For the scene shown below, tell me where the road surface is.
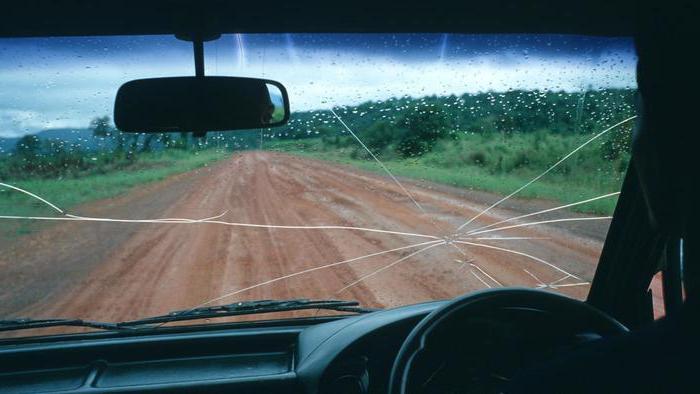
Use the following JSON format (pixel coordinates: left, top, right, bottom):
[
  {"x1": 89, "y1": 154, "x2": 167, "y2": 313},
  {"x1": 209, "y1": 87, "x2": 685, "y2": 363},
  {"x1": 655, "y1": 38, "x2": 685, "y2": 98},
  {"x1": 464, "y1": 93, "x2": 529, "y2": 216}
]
[{"x1": 0, "y1": 151, "x2": 662, "y2": 333}]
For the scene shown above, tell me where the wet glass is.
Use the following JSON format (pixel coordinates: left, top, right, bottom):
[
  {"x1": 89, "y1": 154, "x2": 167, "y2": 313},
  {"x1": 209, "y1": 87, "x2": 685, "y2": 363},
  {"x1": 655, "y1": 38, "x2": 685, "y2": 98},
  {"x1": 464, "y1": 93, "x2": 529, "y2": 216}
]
[{"x1": 0, "y1": 33, "x2": 646, "y2": 338}]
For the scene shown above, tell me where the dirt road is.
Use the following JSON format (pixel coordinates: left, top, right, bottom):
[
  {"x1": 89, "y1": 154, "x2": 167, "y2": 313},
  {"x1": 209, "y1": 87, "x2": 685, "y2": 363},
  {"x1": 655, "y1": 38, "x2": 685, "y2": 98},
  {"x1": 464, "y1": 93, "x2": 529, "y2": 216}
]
[{"x1": 0, "y1": 151, "x2": 661, "y2": 328}]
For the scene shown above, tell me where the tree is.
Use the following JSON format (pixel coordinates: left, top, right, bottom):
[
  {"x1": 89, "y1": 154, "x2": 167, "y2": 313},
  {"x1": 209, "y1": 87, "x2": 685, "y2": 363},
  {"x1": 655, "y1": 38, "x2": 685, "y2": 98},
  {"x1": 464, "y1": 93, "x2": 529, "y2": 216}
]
[
  {"x1": 141, "y1": 134, "x2": 155, "y2": 152},
  {"x1": 15, "y1": 134, "x2": 41, "y2": 157},
  {"x1": 176, "y1": 132, "x2": 190, "y2": 150},
  {"x1": 395, "y1": 110, "x2": 450, "y2": 158},
  {"x1": 90, "y1": 116, "x2": 113, "y2": 137},
  {"x1": 90, "y1": 116, "x2": 125, "y2": 152},
  {"x1": 364, "y1": 121, "x2": 400, "y2": 151}
]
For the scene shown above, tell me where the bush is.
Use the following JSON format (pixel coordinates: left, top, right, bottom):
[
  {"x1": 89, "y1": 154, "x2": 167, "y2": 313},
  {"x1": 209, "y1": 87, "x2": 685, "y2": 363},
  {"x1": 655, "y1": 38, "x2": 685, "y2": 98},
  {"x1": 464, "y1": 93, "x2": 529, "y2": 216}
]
[
  {"x1": 467, "y1": 151, "x2": 487, "y2": 166},
  {"x1": 395, "y1": 110, "x2": 451, "y2": 158},
  {"x1": 363, "y1": 121, "x2": 401, "y2": 151}
]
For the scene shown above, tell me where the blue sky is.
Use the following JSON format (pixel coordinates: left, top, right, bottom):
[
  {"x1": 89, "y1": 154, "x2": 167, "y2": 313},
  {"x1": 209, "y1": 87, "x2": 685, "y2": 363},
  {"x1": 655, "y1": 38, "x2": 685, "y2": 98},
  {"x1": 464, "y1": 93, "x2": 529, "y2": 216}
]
[{"x1": 0, "y1": 34, "x2": 637, "y2": 138}]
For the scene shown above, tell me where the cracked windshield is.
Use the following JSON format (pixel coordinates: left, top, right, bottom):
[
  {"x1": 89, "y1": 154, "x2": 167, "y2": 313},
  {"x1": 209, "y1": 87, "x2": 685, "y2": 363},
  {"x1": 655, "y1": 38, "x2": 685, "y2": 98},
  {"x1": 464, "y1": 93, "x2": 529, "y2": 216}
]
[{"x1": 0, "y1": 33, "x2": 640, "y2": 337}]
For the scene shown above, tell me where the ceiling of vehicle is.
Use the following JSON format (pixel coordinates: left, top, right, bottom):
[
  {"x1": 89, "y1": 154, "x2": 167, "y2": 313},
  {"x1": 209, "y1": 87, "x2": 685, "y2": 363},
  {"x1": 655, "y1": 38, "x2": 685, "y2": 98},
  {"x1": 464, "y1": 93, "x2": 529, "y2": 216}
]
[{"x1": 1, "y1": 0, "x2": 638, "y2": 38}]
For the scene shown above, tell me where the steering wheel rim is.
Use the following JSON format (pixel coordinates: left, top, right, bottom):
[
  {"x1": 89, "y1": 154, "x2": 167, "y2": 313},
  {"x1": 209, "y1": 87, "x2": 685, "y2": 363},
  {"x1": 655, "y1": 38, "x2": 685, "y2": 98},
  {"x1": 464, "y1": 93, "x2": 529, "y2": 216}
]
[{"x1": 388, "y1": 288, "x2": 627, "y2": 394}]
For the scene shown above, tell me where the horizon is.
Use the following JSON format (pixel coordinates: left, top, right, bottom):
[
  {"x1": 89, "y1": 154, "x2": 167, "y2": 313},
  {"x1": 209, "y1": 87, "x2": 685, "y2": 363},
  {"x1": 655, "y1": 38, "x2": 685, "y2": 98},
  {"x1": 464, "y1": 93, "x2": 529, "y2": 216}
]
[
  {"x1": 0, "y1": 33, "x2": 637, "y2": 138},
  {"x1": 0, "y1": 86, "x2": 638, "y2": 142}
]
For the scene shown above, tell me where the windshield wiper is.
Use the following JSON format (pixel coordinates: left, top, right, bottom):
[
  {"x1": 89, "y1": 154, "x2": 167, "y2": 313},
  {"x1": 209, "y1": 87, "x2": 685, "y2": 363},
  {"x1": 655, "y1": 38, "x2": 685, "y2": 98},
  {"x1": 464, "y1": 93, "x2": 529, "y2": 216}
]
[
  {"x1": 118, "y1": 298, "x2": 378, "y2": 327},
  {"x1": 0, "y1": 317, "x2": 134, "y2": 333},
  {"x1": 0, "y1": 299, "x2": 377, "y2": 333}
]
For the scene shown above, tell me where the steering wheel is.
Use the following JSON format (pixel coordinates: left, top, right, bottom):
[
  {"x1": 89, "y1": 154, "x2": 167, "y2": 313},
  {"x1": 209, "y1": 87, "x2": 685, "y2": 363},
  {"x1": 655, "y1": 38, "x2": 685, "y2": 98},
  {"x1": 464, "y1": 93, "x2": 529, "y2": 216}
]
[{"x1": 388, "y1": 288, "x2": 627, "y2": 394}]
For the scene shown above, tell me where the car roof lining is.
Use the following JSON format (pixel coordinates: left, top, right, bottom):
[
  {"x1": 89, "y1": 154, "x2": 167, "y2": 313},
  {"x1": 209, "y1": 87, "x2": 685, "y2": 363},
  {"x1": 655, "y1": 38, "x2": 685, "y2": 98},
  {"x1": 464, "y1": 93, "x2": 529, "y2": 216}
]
[{"x1": 0, "y1": 0, "x2": 637, "y2": 38}]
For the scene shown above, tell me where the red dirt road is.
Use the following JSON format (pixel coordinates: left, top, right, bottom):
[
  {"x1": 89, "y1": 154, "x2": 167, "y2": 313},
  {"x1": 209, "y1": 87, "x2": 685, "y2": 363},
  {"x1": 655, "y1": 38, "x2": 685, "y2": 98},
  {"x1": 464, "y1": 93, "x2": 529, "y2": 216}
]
[{"x1": 0, "y1": 151, "x2": 662, "y2": 329}]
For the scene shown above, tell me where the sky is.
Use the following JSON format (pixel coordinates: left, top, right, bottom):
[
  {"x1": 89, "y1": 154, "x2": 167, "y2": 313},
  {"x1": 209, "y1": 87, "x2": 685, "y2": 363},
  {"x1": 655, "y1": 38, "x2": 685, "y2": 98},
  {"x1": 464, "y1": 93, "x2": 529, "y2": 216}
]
[{"x1": 0, "y1": 33, "x2": 637, "y2": 138}]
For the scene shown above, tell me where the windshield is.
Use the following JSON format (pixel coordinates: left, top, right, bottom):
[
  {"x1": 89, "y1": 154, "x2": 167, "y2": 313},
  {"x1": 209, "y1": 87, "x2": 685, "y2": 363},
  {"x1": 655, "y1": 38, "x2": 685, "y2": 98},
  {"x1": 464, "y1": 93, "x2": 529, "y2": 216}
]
[{"x1": 0, "y1": 33, "x2": 642, "y2": 338}]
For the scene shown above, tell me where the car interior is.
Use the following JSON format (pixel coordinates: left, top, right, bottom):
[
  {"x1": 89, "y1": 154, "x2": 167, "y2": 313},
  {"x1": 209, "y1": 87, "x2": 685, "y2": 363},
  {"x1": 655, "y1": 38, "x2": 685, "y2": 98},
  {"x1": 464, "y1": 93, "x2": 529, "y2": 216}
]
[{"x1": 0, "y1": 1, "x2": 697, "y2": 393}]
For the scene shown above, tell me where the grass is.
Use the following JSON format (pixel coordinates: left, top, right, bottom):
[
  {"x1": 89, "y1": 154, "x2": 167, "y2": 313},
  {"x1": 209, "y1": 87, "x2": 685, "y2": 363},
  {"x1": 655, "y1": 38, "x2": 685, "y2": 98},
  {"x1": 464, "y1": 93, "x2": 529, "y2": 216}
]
[
  {"x1": 265, "y1": 136, "x2": 625, "y2": 215},
  {"x1": 0, "y1": 149, "x2": 229, "y2": 237}
]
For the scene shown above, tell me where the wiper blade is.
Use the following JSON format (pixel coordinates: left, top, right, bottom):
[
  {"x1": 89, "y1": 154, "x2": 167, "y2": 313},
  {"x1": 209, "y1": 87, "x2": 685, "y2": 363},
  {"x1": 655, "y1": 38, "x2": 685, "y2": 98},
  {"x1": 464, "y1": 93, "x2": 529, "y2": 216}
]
[
  {"x1": 0, "y1": 317, "x2": 134, "y2": 333},
  {"x1": 119, "y1": 298, "x2": 379, "y2": 327},
  {"x1": 0, "y1": 299, "x2": 377, "y2": 333}
]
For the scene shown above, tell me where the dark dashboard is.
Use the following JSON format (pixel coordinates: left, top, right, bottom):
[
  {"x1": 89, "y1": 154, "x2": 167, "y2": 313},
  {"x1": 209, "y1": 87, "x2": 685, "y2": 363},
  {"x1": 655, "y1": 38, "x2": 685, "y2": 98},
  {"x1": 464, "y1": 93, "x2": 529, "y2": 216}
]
[
  {"x1": 0, "y1": 291, "x2": 625, "y2": 394},
  {"x1": 0, "y1": 301, "x2": 441, "y2": 394}
]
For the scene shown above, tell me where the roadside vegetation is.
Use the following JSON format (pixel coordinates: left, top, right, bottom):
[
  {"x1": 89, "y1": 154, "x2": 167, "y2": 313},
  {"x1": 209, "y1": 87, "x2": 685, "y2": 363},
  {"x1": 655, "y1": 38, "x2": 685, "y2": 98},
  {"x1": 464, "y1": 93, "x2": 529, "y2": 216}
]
[
  {"x1": 0, "y1": 120, "x2": 229, "y2": 237},
  {"x1": 0, "y1": 88, "x2": 636, "y2": 235},
  {"x1": 1, "y1": 149, "x2": 226, "y2": 217},
  {"x1": 264, "y1": 88, "x2": 636, "y2": 215},
  {"x1": 1, "y1": 116, "x2": 231, "y2": 181}
]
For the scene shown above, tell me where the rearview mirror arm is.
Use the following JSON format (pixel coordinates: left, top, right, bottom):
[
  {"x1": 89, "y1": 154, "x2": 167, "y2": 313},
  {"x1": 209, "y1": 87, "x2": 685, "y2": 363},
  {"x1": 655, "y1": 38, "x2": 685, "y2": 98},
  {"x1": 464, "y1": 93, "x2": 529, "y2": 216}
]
[
  {"x1": 192, "y1": 37, "x2": 206, "y2": 138},
  {"x1": 193, "y1": 38, "x2": 204, "y2": 78}
]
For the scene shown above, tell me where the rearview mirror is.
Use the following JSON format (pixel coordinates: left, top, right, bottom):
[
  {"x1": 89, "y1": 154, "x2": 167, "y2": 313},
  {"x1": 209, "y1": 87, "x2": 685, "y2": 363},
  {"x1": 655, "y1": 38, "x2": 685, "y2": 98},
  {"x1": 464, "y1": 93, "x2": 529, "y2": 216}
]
[{"x1": 114, "y1": 76, "x2": 289, "y2": 133}]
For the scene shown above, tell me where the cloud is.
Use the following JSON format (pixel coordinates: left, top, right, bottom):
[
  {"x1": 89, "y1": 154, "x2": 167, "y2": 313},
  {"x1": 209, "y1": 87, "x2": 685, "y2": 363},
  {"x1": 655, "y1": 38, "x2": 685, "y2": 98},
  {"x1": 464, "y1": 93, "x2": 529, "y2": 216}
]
[
  {"x1": 221, "y1": 49, "x2": 637, "y2": 112},
  {"x1": 0, "y1": 36, "x2": 636, "y2": 138}
]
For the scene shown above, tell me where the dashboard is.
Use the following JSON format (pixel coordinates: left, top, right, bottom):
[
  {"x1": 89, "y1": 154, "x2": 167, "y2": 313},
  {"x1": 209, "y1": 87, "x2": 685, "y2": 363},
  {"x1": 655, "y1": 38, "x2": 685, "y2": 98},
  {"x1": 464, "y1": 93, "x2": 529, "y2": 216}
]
[
  {"x1": 0, "y1": 301, "x2": 441, "y2": 394},
  {"x1": 0, "y1": 291, "x2": 625, "y2": 394}
]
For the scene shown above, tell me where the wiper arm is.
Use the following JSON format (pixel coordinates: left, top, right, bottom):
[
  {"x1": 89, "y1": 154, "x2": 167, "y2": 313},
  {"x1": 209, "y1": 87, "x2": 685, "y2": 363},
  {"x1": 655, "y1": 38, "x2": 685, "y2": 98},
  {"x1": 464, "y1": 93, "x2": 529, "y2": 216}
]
[
  {"x1": 0, "y1": 317, "x2": 134, "y2": 333},
  {"x1": 0, "y1": 299, "x2": 377, "y2": 333},
  {"x1": 118, "y1": 298, "x2": 379, "y2": 327}
]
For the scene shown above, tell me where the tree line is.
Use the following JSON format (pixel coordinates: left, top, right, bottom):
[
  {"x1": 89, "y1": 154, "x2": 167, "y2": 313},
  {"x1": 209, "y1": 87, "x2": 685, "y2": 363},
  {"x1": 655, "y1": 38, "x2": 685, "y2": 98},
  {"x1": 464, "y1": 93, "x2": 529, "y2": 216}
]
[
  {"x1": 2, "y1": 88, "x2": 636, "y2": 180},
  {"x1": 267, "y1": 88, "x2": 636, "y2": 159}
]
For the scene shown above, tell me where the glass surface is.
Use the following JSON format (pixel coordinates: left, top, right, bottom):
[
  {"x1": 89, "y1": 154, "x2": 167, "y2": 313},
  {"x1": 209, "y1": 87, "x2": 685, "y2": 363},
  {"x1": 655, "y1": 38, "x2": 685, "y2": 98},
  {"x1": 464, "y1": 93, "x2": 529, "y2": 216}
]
[{"x1": 0, "y1": 33, "x2": 643, "y2": 337}]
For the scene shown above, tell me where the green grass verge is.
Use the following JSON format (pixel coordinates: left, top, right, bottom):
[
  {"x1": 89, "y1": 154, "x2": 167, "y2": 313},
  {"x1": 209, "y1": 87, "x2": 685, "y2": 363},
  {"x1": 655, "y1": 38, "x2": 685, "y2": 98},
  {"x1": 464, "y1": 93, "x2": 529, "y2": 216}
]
[
  {"x1": 265, "y1": 138, "x2": 621, "y2": 215},
  {"x1": 0, "y1": 149, "x2": 228, "y2": 237}
]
